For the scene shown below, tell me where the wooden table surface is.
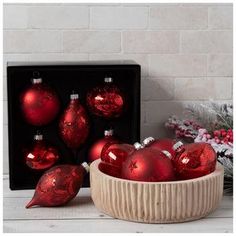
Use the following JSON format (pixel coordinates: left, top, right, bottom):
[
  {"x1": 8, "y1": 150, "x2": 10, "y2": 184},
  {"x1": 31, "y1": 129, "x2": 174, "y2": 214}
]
[{"x1": 3, "y1": 175, "x2": 233, "y2": 233}]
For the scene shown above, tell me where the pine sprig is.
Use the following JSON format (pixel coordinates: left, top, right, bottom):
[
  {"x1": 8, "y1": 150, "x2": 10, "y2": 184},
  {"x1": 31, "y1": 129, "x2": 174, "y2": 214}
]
[
  {"x1": 185, "y1": 102, "x2": 233, "y2": 132},
  {"x1": 165, "y1": 102, "x2": 233, "y2": 194}
]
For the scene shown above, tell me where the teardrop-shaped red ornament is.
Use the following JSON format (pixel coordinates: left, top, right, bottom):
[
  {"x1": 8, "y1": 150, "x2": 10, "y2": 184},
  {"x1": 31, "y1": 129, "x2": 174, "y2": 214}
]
[
  {"x1": 86, "y1": 77, "x2": 125, "y2": 119},
  {"x1": 26, "y1": 162, "x2": 89, "y2": 208},
  {"x1": 20, "y1": 73, "x2": 60, "y2": 126},
  {"x1": 25, "y1": 132, "x2": 59, "y2": 170},
  {"x1": 59, "y1": 93, "x2": 90, "y2": 149}
]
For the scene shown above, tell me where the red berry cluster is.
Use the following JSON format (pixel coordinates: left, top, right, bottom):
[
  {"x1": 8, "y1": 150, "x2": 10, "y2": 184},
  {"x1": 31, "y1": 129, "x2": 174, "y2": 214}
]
[
  {"x1": 174, "y1": 120, "x2": 201, "y2": 139},
  {"x1": 213, "y1": 129, "x2": 233, "y2": 144},
  {"x1": 165, "y1": 117, "x2": 201, "y2": 139}
]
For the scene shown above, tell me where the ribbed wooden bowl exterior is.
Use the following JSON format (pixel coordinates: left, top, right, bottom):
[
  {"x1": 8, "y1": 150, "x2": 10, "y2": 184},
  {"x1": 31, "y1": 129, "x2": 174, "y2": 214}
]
[{"x1": 90, "y1": 160, "x2": 224, "y2": 223}]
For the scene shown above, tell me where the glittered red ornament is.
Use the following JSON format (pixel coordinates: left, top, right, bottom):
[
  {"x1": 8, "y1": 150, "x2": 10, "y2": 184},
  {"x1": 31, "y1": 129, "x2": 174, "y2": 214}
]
[
  {"x1": 172, "y1": 142, "x2": 217, "y2": 180},
  {"x1": 142, "y1": 137, "x2": 176, "y2": 157},
  {"x1": 86, "y1": 77, "x2": 125, "y2": 119},
  {"x1": 26, "y1": 162, "x2": 89, "y2": 208},
  {"x1": 99, "y1": 162, "x2": 121, "y2": 178},
  {"x1": 20, "y1": 75, "x2": 60, "y2": 126},
  {"x1": 59, "y1": 93, "x2": 90, "y2": 149},
  {"x1": 101, "y1": 142, "x2": 135, "y2": 170},
  {"x1": 25, "y1": 132, "x2": 59, "y2": 170},
  {"x1": 122, "y1": 145, "x2": 175, "y2": 182},
  {"x1": 88, "y1": 129, "x2": 118, "y2": 163}
]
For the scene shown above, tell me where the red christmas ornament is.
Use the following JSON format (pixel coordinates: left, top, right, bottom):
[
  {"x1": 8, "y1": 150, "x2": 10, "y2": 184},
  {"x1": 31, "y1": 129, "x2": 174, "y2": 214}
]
[
  {"x1": 59, "y1": 93, "x2": 90, "y2": 149},
  {"x1": 25, "y1": 132, "x2": 59, "y2": 170},
  {"x1": 20, "y1": 75, "x2": 60, "y2": 126},
  {"x1": 101, "y1": 142, "x2": 135, "y2": 170},
  {"x1": 121, "y1": 144, "x2": 175, "y2": 182},
  {"x1": 99, "y1": 162, "x2": 121, "y2": 178},
  {"x1": 26, "y1": 162, "x2": 89, "y2": 208},
  {"x1": 142, "y1": 137, "x2": 176, "y2": 157},
  {"x1": 88, "y1": 129, "x2": 118, "y2": 163},
  {"x1": 86, "y1": 77, "x2": 125, "y2": 119},
  {"x1": 172, "y1": 141, "x2": 217, "y2": 180}
]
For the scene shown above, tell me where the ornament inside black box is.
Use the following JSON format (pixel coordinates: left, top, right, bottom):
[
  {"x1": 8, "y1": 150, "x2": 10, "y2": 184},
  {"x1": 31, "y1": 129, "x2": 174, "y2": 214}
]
[{"x1": 7, "y1": 61, "x2": 140, "y2": 190}]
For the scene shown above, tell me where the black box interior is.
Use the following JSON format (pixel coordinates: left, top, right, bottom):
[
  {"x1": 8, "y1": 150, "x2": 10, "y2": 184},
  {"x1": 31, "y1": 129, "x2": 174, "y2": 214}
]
[{"x1": 7, "y1": 61, "x2": 141, "y2": 190}]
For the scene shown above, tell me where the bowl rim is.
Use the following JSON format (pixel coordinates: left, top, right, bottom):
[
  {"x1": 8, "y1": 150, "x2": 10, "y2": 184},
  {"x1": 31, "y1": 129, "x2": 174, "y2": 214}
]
[{"x1": 90, "y1": 159, "x2": 224, "y2": 185}]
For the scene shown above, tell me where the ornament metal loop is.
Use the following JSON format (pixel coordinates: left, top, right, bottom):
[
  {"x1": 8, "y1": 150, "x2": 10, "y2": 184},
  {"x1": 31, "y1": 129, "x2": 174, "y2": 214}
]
[
  {"x1": 32, "y1": 78, "x2": 42, "y2": 84},
  {"x1": 81, "y1": 162, "x2": 90, "y2": 173},
  {"x1": 142, "y1": 137, "x2": 155, "y2": 146},
  {"x1": 104, "y1": 129, "x2": 114, "y2": 136},
  {"x1": 173, "y1": 141, "x2": 184, "y2": 151},
  {"x1": 70, "y1": 93, "x2": 79, "y2": 100},
  {"x1": 133, "y1": 142, "x2": 143, "y2": 150},
  {"x1": 34, "y1": 133, "x2": 43, "y2": 141},
  {"x1": 162, "y1": 150, "x2": 172, "y2": 159},
  {"x1": 104, "y1": 77, "x2": 113, "y2": 83},
  {"x1": 32, "y1": 71, "x2": 42, "y2": 84}
]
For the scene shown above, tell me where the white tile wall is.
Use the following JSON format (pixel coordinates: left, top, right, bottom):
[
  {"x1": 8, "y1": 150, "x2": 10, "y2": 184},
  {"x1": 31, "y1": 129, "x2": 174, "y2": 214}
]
[
  {"x1": 208, "y1": 6, "x2": 233, "y2": 29},
  {"x1": 3, "y1": 5, "x2": 29, "y2": 29},
  {"x1": 207, "y1": 54, "x2": 233, "y2": 76},
  {"x1": 63, "y1": 31, "x2": 121, "y2": 53},
  {"x1": 149, "y1": 54, "x2": 207, "y2": 77},
  {"x1": 142, "y1": 77, "x2": 175, "y2": 101},
  {"x1": 3, "y1": 3, "x2": 233, "y2": 174},
  {"x1": 181, "y1": 30, "x2": 232, "y2": 53},
  {"x1": 89, "y1": 53, "x2": 149, "y2": 76},
  {"x1": 123, "y1": 31, "x2": 179, "y2": 53},
  {"x1": 4, "y1": 30, "x2": 63, "y2": 53},
  {"x1": 3, "y1": 125, "x2": 9, "y2": 174},
  {"x1": 149, "y1": 6, "x2": 208, "y2": 29},
  {"x1": 90, "y1": 6, "x2": 148, "y2": 29},
  {"x1": 29, "y1": 6, "x2": 89, "y2": 29},
  {"x1": 174, "y1": 77, "x2": 232, "y2": 100}
]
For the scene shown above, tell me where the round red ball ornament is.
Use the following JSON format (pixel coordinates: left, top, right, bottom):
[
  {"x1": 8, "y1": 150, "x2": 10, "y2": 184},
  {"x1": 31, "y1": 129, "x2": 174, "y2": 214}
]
[
  {"x1": 86, "y1": 77, "x2": 125, "y2": 119},
  {"x1": 88, "y1": 129, "x2": 117, "y2": 163},
  {"x1": 172, "y1": 141, "x2": 217, "y2": 180},
  {"x1": 59, "y1": 93, "x2": 90, "y2": 149},
  {"x1": 20, "y1": 75, "x2": 60, "y2": 126},
  {"x1": 26, "y1": 162, "x2": 89, "y2": 208},
  {"x1": 25, "y1": 132, "x2": 59, "y2": 170},
  {"x1": 142, "y1": 137, "x2": 176, "y2": 157},
  {"x1": 121, "y1": 145, "x2": 175, "y2": 182},
  {"x1": 101, "y1": 142, "x2": 135, "y2": 169},
  {"x1": 98, "y1": 162, "x2": 121, "y2": 178}
]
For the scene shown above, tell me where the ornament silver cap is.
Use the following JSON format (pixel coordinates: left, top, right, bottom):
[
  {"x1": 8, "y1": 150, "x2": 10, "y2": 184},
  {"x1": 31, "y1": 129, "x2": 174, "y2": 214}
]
[
  {"x1": 104, "y1": 77, "x2": 113, "y2": 83},
  {"x1": 81, "y1": 162, "x2": 90, "y2": 173},
  {"x1": 173, "y1": 141, "x2": 184, "y2": 151},
  {"x1": 70, "y1": 93, "x2": 79, "y2": 100},
  {"x1": 32, "y1": 78, "x2": 42, "y2": 84},
  {"x1": 133, "y1": 142, "x2": 143, "y2": 150},
  {"x1": 32, "y1": 71, "x2": 42, "y2": 84},
  {"x1": 104, "y1": 129, "x2": 114, "y2": 136},
  {"x1": 162, "y1": 150, "x2": 172, "y2": 159},
  {"x1": 34, "y1": 134, "x2": 43, "y2": 141},
  {"x1": 142, "y1": 137, "x2": 155, "y2": 146}
]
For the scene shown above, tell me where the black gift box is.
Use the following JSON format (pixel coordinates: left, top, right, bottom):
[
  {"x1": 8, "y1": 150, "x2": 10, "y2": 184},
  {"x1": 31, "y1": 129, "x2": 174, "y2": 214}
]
[{"x1": 7, "y1": 61, "x2": 141, "y2": 190}]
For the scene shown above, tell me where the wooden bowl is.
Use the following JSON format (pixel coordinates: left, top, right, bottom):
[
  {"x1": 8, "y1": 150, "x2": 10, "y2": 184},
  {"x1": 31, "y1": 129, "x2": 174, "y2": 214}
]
[{"x1": 90, "y1": 160, "x2": 224, "y2": 223}]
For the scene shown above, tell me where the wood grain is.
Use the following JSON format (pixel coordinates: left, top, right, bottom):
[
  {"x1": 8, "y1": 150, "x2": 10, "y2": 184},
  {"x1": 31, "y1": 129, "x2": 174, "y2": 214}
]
[
  {"x1": 90, "y1": 160, "x2": 224, "y2": 223},
  {"x1": 3, "y1": 218, "x2": 233, "y2": 233},
  {"x1": 3, "y1": 176, "x2": 233, "y2": 233}
]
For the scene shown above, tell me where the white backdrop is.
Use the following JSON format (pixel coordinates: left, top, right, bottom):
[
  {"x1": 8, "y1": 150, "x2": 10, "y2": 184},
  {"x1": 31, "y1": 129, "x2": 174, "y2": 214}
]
[{"x1": 3, "y1": 3, "x2": 233, "y2": 173}]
